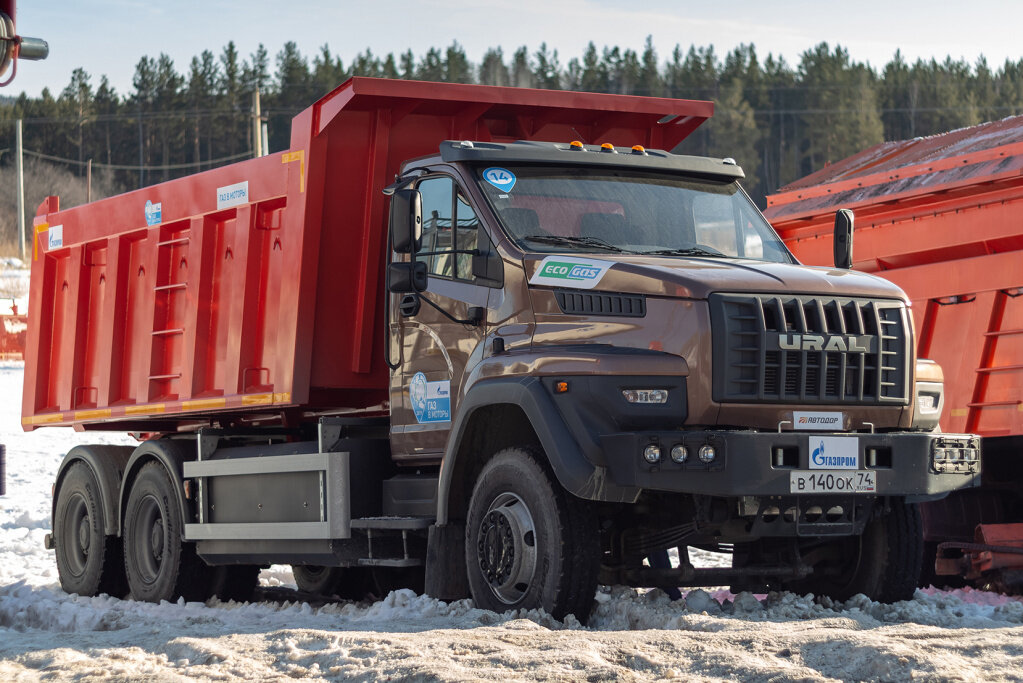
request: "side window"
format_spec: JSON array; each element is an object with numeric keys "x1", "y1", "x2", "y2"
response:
[
  {"x1": 418, "y1": 177, "x2": 454, "y2": 278},
  {"x1": 417, "y1": 176, "x2": 480, "y2": 281}
]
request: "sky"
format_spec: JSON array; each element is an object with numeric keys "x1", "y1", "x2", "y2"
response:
[{"x1": 5, "y1": 0, "x2": 1023, "y2": 98}]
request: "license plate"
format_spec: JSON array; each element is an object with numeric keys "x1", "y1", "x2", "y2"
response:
[{"x1": 790, "y1": 470, "x2": 876, "y2": 493}]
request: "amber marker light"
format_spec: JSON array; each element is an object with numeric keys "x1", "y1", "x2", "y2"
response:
[
  {"x1": 631, "y1": 145, "x2": 647, "y2": 154},
  {"x1": 554, "y1": 381, "x2": 570, "y2": 394},
  {"x1": 569, "y1": 140, "x2": 585, "y2": 150},
  {"x1": 600, "y1": 142, "x2": 617, "y2": 153}
]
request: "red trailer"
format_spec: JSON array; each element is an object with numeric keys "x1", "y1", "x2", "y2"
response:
[{"x1": 766, "y1": 118, "x2": 1023, "y2": 586}]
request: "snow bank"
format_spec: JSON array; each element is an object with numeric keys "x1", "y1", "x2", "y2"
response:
[{"x1": 4, "y1": 363, "x2": 1023, "y2": 680}]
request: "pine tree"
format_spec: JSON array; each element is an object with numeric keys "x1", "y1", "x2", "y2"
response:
[{"x1": 479, "y1": 48, "x2": 509, "y2": 86}]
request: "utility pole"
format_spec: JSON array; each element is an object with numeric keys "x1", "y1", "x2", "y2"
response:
[
  {"x1": 15, "y1": 118, "x2": 25, "y2": 262},
  {"x1": 252, "y1": 89, "x2": 263, "y2": 159}
]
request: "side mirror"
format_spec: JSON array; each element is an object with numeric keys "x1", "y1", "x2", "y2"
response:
[
  {"x1": 387, "y1": 261, "x2": 428, "y2": 294},
  {"x1": 390, "y1": 188, "x2": 423, "y2": 254},
  {"x1": 834, "y1": 209, "x2": 854, "y2": 269}
]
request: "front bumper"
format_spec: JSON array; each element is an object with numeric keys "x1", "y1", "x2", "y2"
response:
[{"x1": 601, "y1": 430, "x2": 981, "y2": 501}]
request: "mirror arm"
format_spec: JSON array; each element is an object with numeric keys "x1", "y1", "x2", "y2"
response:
[
  {"x1": 416, "y1": 248, "x2": 479, "y2": 257},
  {"x1": 417, "y1": 293, "x2": 484, "y2": 327}
]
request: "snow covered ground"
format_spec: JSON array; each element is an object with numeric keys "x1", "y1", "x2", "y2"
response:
[{"x1": 4, "y1": 359, "x2": 1023, "y2": 680}]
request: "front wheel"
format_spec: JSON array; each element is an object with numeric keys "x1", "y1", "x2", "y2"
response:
[
  {"x1": 465, "y1": 447, "x2": 599, "y2": 623},
  {"x1": 787, "y1": 500, "x2": 923, "y2": 603}
]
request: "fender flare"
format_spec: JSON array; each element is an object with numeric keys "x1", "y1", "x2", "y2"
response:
[
  {"x1": 118, "y1": 439, "x2": 195, "y2": 539},
  {"x1": 52, "y1": 445, "x2": 135, "y2": 536},
  {"x1": 435, "y1": 375, "x2": 639, "y2": 524}
]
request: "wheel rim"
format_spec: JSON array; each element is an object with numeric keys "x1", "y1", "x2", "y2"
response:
[
  {"x1": 476, "y1": 492, "x2": 537, "y2": 605},
  {"x1": 60, "y1": 493, "x2": 91, "y2": 577},
  {"x1": 132, "y1": 494, "x2": 166, "y2": 586}
]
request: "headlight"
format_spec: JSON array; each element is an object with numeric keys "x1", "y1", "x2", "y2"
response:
[
  {"x1": 622, "y1": 389, "x2": 668, "y2": 404},
  {"x1": 698, "y1": 445, "x2": 716, "y2": 463},
  {"x1": 670, "y1": 445, "x2": 688, "y2": 464},
  {"x1": 913, "y1": 360, "x2": 944, "y2": 430}
]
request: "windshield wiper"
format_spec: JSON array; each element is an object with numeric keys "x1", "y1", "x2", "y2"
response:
[
  {"x1": 521, "y1": 234, "x2": 633, "y2": 253},
  {"x1": 642, "y1": 246, "x2": 723, "y2": 257}
]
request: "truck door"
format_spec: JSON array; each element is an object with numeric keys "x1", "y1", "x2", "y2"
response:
[{"x1": 390, "y1": 173, "x2": 489, "y2": 463}]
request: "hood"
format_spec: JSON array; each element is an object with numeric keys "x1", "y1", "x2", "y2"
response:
[{"x1": 523, "y1": 254, "x2": 909, "y2": 301}]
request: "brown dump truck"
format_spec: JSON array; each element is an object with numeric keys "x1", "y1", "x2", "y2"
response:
[{"x1": 27, "y1": 78, "x2": 979, "y2": 623}]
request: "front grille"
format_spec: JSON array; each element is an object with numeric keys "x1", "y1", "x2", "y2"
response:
[
  {"x1": 710, "y1": 293, "x2": 910, "y2": 405},
  {"x1": 555, "y1": 290, "x2": 646, "y2": 317}
]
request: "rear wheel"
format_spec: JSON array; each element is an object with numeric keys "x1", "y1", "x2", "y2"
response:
[
  {"x1": 53, "y1": 462, "x2": 127, "y2": 597},
  {"x1": 123, "y1": 462, "x2": 207, "y2": 603},
  {"x1": 465, "y1": 447, "x2": 599, "y2": 623},
  {"x1": 292, "y1": 565, "x2": 374, "y2": 600},
  {"x1": 209, "y1": 565, "x2": 261, "y2": 602},
  {"x1": 788, "y1": 500, "x2": 923, "y2": 603}
]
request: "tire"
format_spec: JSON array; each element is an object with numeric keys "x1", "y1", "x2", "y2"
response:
[
  {"x1": 293, "y1": 565, "x2": 374, "y2": 600},
  {"x1": 53, "y1": 462, "x2": 128, "y2": 597},
  {"x1": 123, "y1": 462, "x2": 207, "y2": 603},
  {"x1": 209, "y1": 565, "x2": 261, "y2": 602},
  {"x1": 464, "y1": 447, "x2": 600, "y2": 623},
  {"x1": 788, "y1": 500, "x2": 923, "y2": 603}
]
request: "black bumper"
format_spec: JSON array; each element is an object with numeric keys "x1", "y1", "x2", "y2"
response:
[{"x1": 601, "y1": 430, "x2": 981, "y2": 501}]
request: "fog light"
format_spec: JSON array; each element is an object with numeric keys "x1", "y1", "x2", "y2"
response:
[
  {"x1": 643, "y1": 444, "x2": 662, "y2": 463},
  {"x1": 622, "y1": 389, "x2": 668, "y2": 404},
  {"x1": 698, "y1": 445, "x2": 716, "y2": 463},
  {"x1": 670, "y1": 444, "x2": 688, "y2": 463}
]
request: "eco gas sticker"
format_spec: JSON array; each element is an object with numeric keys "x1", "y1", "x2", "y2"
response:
[
  {"x1": 144, "y1": 200, "x2": 162, "y2": 226},
  {"x1": 482, "y1": 167, "x2": 516, "y2": 192},
  {"x1": 47, "y1": 225, "x2": 63, "y2": 249},
  {"x1": 528, "y1": 256, "x2": 613, "y2": 290},
  {"x1": 216, "y1": 181, "x2": 249, "y2": 210},
  {"x1": 808, "y1": 437, "x2": 859, "y2": 469},
  {"x1": 793, "y1": 411, "x2": 843, "y2": 430},
  {"x1": 409, "y1": 372, "x2": 451, "y2": 424}
]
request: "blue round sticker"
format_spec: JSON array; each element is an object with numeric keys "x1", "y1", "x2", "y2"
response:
[{"x1": 483, "y1": 167, "x2": 516, "y2": 193}]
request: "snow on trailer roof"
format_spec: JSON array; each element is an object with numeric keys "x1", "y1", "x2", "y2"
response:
[{"x1": 765, "y1": 114, "x2": 1023, "y2": 223}]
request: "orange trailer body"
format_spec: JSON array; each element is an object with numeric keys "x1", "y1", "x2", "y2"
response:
[
  {"x1": 21, "y1": 77, "x2": 712, "y2": 432},
  {"x1": 765, "y1": 119, "x2": 1023, "y2": 439}
]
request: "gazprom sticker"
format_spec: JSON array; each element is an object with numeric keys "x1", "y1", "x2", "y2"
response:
[
  {"x1": 528, "y1": 256, "x2": 613, "y2": 290},
  {"x1": 808, "y1": 437, "x2": 859, "y2": 469},
  {"x1": 216, "y1": 181, "x2": 249, "y2": 210},
  {"x1": 48, "y1": 225, "x2": 63, "y2": 249},
  {"x1": 409, "y1": 372, "x2": 451, "y2": 423},
  {"x1": 144, "y1": 200, "x2": 162, "y2": 226},
  {"x1": 482, "y1": 167, "x2": 516, "y2": 192}
]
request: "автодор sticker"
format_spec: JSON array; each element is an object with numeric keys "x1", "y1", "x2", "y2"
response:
[{"x1": 528, "y1": 256, "x2": 613, "y2": 290}]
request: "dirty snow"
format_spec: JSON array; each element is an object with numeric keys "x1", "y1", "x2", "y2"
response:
[{"x1": 3, "y1": 359, "x2": 1023, "y2": 680}]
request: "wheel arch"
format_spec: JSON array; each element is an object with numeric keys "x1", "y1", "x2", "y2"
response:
[
  {"x1": 53, "y1": 445, "x2": 135, "y2": 536},
  {"x1": 118, "y1": 438, "x2": 195, "y2": 539},
  {"x1": 436, "y1": 376, "x2": 638, "y2": 525}
]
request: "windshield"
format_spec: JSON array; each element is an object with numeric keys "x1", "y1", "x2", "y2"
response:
[{"x1": 476, "y1": 166, "x2": 793, "y2": 263}]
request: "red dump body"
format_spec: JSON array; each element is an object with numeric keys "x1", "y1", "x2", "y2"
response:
[
  {"x1": 765, "y1": 118, "x2": 1023, "y2": 438},
  {"x1": 22, "y1": 77, "x2": 712, "y2": 431}
]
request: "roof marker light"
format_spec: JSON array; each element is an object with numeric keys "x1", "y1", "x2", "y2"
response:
[
  {"x1": 569, "y1": 140, "x2": 585, "y2": 150},
  {"x1": 600, "y1": 143, "x2": 617, "y2": 153},
  {"x1": 631, "y1": 145, "x2": 647, "y2": 155}
]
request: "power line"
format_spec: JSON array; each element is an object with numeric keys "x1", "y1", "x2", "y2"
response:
[{"x1": 21, "y1": 148, "x2": 253, "y2": 172}]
